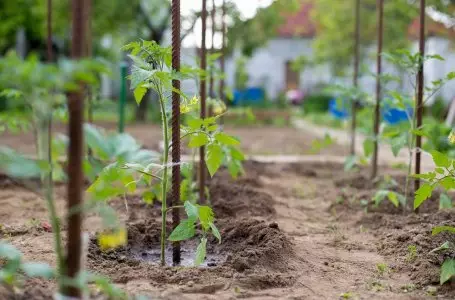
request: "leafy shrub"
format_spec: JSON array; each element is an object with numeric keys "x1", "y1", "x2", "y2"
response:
[{"x1": 302, "y1": 93, "x2": 332, "y2": 113}]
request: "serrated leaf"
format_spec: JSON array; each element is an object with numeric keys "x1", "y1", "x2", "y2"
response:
[
  {"x1": 431, "y1": 151, "x2": 451, "y2": 168},
  {"x1": 134, "y1": 86, "x2": 147, "y2": 104},
  {"x1": 188, "y1": 133, "x2": 209, "y2": 148},
  {"x1": 210, "y1": 223, "x2": 221, "y2": 243},
  {"x1": 441, "y1": 259, "x2": 455, "y2": 285},
  {"x1": 130, "y1": 66, "x2": 155, "y2": 89},
  {"x1": 414, "y1": 183, "x2": 433, "y2": 210},
  {"x1": 168, "y1": 219, "x2": 195, "y2": 241},
  {"x1": 206, "y1": 143, "x2": 223, "y2": 177},
  {"x1": 21, "y1": 262, "x2": 54, "y2": 279},
  {"x1": 215, "y1": 132, "x2": 240, "y2": 146},
  {"x1": 194, "y1": 238, "x2": 207, "y2": 266},
  {"x1": 432, "y1": 225, "x2": 455, "y2": 235}
]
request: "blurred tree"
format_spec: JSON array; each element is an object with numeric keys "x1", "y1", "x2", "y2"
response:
[
  {"x1": 227, "y1": 0, "x2": 300, "y2": 57},
  {"x1": 311, "y1": 0, "x2": 454, "y2": 75}
]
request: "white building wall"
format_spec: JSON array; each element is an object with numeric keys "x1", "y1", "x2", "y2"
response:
[{"x1": 223, "y1": 36, "x2": 455, "y2": 103}]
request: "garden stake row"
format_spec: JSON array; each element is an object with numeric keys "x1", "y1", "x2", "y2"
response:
[
  {"x1": 414, "y1": 0, "x2": 425, "y2": 212},
  {"x1": 371, "y1": 0, "x2": 384, "y2": 179},
  {"x1": 199, "y1": 0, "x2": 208, "y2": 204},
  {"x1": 171, "y1": 0, "x2": 182, "y2": 265},
  {"x1": 65, "y1": 0, "x2": 86, "y2": 297},
  {"x1": 351, "y1": 0, "x2": 361, "y2": 156}
]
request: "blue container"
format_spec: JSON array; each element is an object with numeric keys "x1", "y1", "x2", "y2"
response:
[
  {"x1": 329, "y1": 98, "x2": 350, "y2": 120},
  {"x1": 382, "y1": 103, "x2": 412, "y2": 125},
  {"x1": 233, "y1": 87, "x2": 265, "y2": 106}
]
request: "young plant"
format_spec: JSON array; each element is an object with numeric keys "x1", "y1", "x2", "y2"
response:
[
  {"x1": 88, "y1": 40, "x2": 243, "y2": 266},
  {"x1": 372, "y1": 50, "x2": 455, "y2": 208}
]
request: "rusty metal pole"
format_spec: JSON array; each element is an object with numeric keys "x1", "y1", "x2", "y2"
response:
[
  {"x1": 219, "y1": 0, "x2": 226, "y2": 124},
  {"x1": 85, "y1": 0, "x2": 93, "y2": 124},
  {"x1": 209, "y1": 0, "x2": 216, "y2": 99},
  {"x1": 415, "y1": 0, "x2": 425, "y2": 199},
  {"x1": 199, "y1": 0, "x2": 208, "y2": 204},
  {"x1": 65, "y1": 0, "x2": 85, "y2": 297},
  {"x1": 171, "y1": 0, "x2": 182, "y2": 265},
  {"x1": 371, "y1": 0, "x2": 384, "y2": 179},
  {"x1": 351, "y1": 0, "x2": 361, "y2": 155}
]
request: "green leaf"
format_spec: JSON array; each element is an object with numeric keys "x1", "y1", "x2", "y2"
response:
[
  {"x1": 387, "y1": 191, "x2": 399, "y2": 207},
  {"x1": 198, "y1": 206, "x2": 215, "y2": 231},
  {"x1": 210, "y1": 223, "x2": 221, "y2": 243},
  {"x1": 188, "y1": 133, "x2": 209, "y2": 148},
  {"x1": 439, "y1": 194, "x2": 452, "y2": 209},
  {"x1": 206, "y1": 143, "x2": 223, "y2": 177},
  {"x1": 21, "y1": 262, "x2": 54, "y2": 279},
  {"x1": 414, "y1": 183, "x2": 433, "y2": 210},
  {"x1": 142, "y1": 191, "x2": 155, "y2": 204},
  {"x1": 439, "y1": 177, "x2": 455, "y2": 190},
  {"x1": 215, "y1": 132, "x2": 240, "y2": 146},
  {"x1": 0, "y1": 243, "x2": 22, "y2": 261},
  {"x1": 194, "y1": 237, "x2": 207, "y2": 266},
  {"x1": 431, "y1": 151, "x2": 451, "y2": 168},
  {"x1": 0, "y1": 147, "x2": 43, "y2": 179},
  {"x1": 168, "y1": 219, "x2": 196, "y2": 241},
  {"x1": 227, "y1": 159, "x2": 244, "y2": 179},
  {"x1": 344, "y1": 155, "x2": 357, "y2": 171},
  {"x1": 230, "y1": 146, "x2": 245, "y2": 161},
  {"x1": 363, "y1": 139, "x2": 374, "y2": 158},
  {"x1": 184, "y1": 201, "x2": 199, "y2": 219},
  {"x1": 373, "y1": 190, "x2": 389, "y2": 206},
  {"x1": 430, "y1": 241, "x2": 451, "y2": 254},
  {"x1": 133, "y1": 86, "x2": 147, "y2": 104},
  {"x1": 441, "y1": 259, "x2": 455, "y2": 285},
  {"x1": 432, "y1": 226, "x2": 455, "y2": 235},
  {"x1": 391, "y1": 133, "x2": 407, "y2": 157}
]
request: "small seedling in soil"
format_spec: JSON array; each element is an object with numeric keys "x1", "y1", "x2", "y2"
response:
[
  {"x1": 428, "y1": 226, "x2": 455, "y2": 284},
  {"x1": 400, "y1": 283, "x2": 416, "y2": 293},
  {"x1": 406, "y1": 245, "x2": 417, "y2": 263},
  {"x1": 376, "y1": 263, "x2": 389, "y2": 277},
  {"x1": 426, "y1": 286, "x2": 438, "y2": 296},
  {"x1": 339, "y1": 291, "x2": 357, "y2": 299}
]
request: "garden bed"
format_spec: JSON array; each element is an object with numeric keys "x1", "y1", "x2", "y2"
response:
[{"x1": 1, "y1": 158, "x2": 455, "y2": 299}]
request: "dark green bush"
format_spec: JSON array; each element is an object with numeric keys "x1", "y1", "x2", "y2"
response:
[{"x1": 302, "y1": 93, "x2": 332, "y2": 113}]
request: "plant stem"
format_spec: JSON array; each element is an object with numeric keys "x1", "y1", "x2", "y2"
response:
[
  {"x1": 38, "y1": 114, "x2": 65, "y2": 289},
  {"x1": 159, "y1": 92, "x2": 169, "y2": 267}
]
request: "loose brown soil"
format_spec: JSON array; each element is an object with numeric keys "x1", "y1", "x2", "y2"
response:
[{"x1": 1, "y1": 124, "x2": 454, "y2": 299}]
